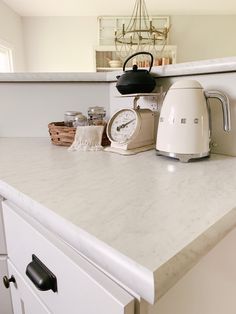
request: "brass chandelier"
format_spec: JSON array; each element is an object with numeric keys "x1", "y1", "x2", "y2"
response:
[{"x1": 114, "y1": 0, "x2": 169, "y2": 60}]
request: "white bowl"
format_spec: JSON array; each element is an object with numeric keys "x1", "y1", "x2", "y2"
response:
[{"x1": 109, "y1": 60, "x2": 122, "y2": 68}]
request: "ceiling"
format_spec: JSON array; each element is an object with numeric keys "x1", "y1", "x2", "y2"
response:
[{"x1": 3, "y1": 0, "x2": 236, "y2": 16}]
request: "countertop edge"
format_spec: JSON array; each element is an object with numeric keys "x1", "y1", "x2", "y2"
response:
[
  {"x1": 154, "y1": 206, "x2": 236, "y2": 302},
  {"x1": 0, "y1": 72, "x2": 108, "y2": 82},
  {"x1": 2, "y1": 57, "x2": 236, "y2": 82},
  {"x1": 107, "y1": 57, "x2": 236, "y2": 81},
  {"x1": 0, "y1": 180, "x2": 156, "y2": 304}
]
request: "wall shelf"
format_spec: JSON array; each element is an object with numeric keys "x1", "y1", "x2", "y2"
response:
[{"x1": 95, "y1": 45, "x2": 177, "y2": 72}]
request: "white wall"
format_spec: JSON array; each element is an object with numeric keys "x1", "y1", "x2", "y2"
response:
[
  {"x1": 20, "y1": 15, "x2": 236, "y2": 71},
  {"x1": 0, "y1": 0, "x2": 25, "y2": 71},
  {"x1": 0, "y1": 82, "x2": 109, "y2": 137},
  {"x1": 23, "y1": 17, "x2": 97, "y2": 72},
  {"x1": 170, "y1": 15, "x2": 236, "y2": 63},
  {"x1": 1, "y1": 3, "x2": 235, "y2": 72}
]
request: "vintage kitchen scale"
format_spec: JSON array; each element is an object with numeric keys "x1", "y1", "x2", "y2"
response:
[{"x1": 105, "y1": 93, "x2": 157, "y2": 155}]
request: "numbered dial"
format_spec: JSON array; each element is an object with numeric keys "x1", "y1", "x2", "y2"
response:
[{"x1": 108, "y1": 109, "x2": 139, "y2": 144}]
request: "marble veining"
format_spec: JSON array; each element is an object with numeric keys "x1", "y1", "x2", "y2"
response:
[{"x1": 1, "y1": 138, "x2": 236, "y2": 303}]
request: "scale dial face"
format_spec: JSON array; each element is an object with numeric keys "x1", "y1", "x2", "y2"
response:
[{"x1": 107, "y1": 109, "x2": 139, "y2": 144}]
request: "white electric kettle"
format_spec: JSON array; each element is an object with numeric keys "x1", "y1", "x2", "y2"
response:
[{"x1": 156, "y1": 80, "x2": 231, "y2": 162}]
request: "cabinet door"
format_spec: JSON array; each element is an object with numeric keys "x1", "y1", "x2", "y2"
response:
[
  {"x1": 0, "y1": 256, "x2": 13, "y2": 314},
  {"x1": 3, "y1": 200, "x2": 135, "y2": 314},
  {"x1": 7, "y1": 260, "x2": 50, "y2": 314},
  {"x1": 0, "y1": 197, "x2": 7, "y2": 254}
]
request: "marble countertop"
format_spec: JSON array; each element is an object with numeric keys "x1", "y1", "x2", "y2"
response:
[
  {"x1": 0, "y1": 72, "x2": 108, "y2": 82},
  {"x1": 1, "y1": 138, "x2": 236, "y2": 304},
  {"x1": 108, "y1": 56, "x2": 236, "y2": 81},
  {"x1": 1, "y1": 57, "x2": 236, "y2": 82}
]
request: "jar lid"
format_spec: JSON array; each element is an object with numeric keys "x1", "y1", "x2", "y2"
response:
[
  {"x1": 88, "y1": 106, "x2": 106, "y2": 114},
  {"x1": 65, "y1": 111, "x2": 81, "y2": 116},
  {"x1": 74, "y1": 114, "x2": 87, "y2": 122}
]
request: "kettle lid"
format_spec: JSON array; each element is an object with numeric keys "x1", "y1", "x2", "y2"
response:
[{"x1": 170, "y1": 80, "x2": 203, "y2": 90}]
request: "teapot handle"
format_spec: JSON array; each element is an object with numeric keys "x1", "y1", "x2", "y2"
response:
[
  {"x1": 204, "y1": 90, "x2": 231, "y2": 132},
  {"x1": 123, "y1": 52, "x2": 154, "y2": 72}
]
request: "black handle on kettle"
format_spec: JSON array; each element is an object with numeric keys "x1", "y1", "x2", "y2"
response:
[
  {"x1": 26, "y1": 254, "x2": 57, "y2": 292},
  {"x1": 123, "y1": 52, "x2": 154, "y2": 72}
]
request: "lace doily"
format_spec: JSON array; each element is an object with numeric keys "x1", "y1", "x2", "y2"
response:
[{"x1": 68, "y1": 125, "x2": 104, "y2": 152}]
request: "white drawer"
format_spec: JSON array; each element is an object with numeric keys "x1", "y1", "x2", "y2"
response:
[{"x1": 3, "y1": 201, "x2": 135, "y2": 314}]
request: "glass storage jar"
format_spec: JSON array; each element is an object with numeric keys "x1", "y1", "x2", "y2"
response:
[
  {"x1": 73, "y1": 114, "x2": 88, "y2": 127},
  {"x1": 64, "y1": 111, "x2": 81, "y2": 127},
  {"x1": 88, "y1": 106, "x2": 106, "y2": 126}
]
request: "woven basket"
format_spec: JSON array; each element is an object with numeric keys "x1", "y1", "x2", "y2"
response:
[
  {"x1": 48, "y1": 122, "x2": 111, "y2": 147},
  {"x1": 48, "y1": 122, "x2": 76, "y2": 146}
]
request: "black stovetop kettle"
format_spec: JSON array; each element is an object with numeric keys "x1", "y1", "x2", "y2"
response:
[{"x1": 116, "y1": 51, "x2": 156, "y2": 95}]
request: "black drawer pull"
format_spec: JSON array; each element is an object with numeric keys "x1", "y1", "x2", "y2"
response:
[
  {"x1": 26, "y1": 254, "x2": 57, "y2": 293},
  {"x1": 3, "y1": 275, "x2": 16, "y2": 289}
]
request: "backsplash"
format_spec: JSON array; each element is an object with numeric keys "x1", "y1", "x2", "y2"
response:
[{"x1": 0, "y1": 82, "x2": 109, "y2": 137}]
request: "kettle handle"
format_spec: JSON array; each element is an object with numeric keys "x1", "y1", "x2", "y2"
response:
[
  {"x1": 123, "y1": 52, "x2": 154, "y2": 72},
  {"x1": 204, "y1": 90, "x2": 231, "y2": 132}
]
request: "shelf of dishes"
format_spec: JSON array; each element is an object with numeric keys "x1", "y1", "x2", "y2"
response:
[{"x1": 95, "y1": 45, "x2": 177, "y2": 72}]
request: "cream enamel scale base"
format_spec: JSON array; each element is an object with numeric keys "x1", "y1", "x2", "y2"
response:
[
  {"x1": 105, "y1": 144, "x2": 155, "y2": 155},
  {"x1": 105, "y1": 108, "x2": 155, "y2": 155}
]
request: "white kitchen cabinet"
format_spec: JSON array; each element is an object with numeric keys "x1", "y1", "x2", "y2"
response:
[
  {"x1": 0, "y1": 196, "x2": 7, "y2": 254},
  {"x1": 0, "y1": 197, "x2": 13, "y2": 314},
  {"x1": 2, "y1": 200, "x2": 135, "y2": 314},
  {"x1": 0, "y1": 256, "x2": 13, "y2": 314},
  {"x1": 7, "y1": 261, "x2": 50, "y2": 314}
]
